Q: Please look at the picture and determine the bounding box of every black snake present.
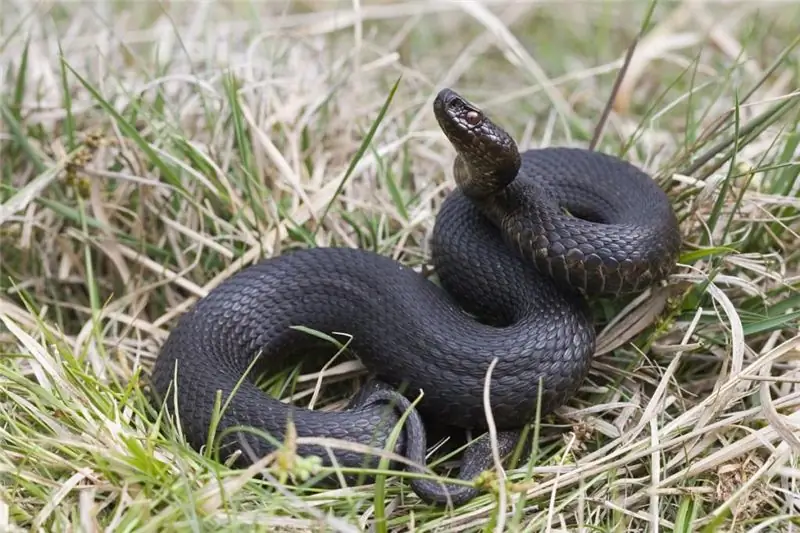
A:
[150,88,682,506]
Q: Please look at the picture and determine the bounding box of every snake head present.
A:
[433,88,521,198]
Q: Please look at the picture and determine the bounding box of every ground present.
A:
[1,1,800,532]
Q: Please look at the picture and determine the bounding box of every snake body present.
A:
[150,88,681,506]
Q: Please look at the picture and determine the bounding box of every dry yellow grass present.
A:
[2,1,800,531]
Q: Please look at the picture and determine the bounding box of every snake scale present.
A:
[149,88,682,506]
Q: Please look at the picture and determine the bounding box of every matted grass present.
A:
[2,1,800,531]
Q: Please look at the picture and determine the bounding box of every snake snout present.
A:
[434,89,473,142]
[435,87,460,108]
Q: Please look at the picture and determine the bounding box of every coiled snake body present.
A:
[150,88,681,506]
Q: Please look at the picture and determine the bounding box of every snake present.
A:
[149,88,682,506]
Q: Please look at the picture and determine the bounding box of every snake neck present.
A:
[466,180,543,234]
[453,152,520,199]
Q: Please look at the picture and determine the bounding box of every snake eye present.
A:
[465,110,482,126]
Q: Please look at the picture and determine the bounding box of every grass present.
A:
[2,0,800,531]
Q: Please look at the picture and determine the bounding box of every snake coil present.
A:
[150,88,681,506]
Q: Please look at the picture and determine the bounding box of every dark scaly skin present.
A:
[149,88,681,507]
[434,89,682,297]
